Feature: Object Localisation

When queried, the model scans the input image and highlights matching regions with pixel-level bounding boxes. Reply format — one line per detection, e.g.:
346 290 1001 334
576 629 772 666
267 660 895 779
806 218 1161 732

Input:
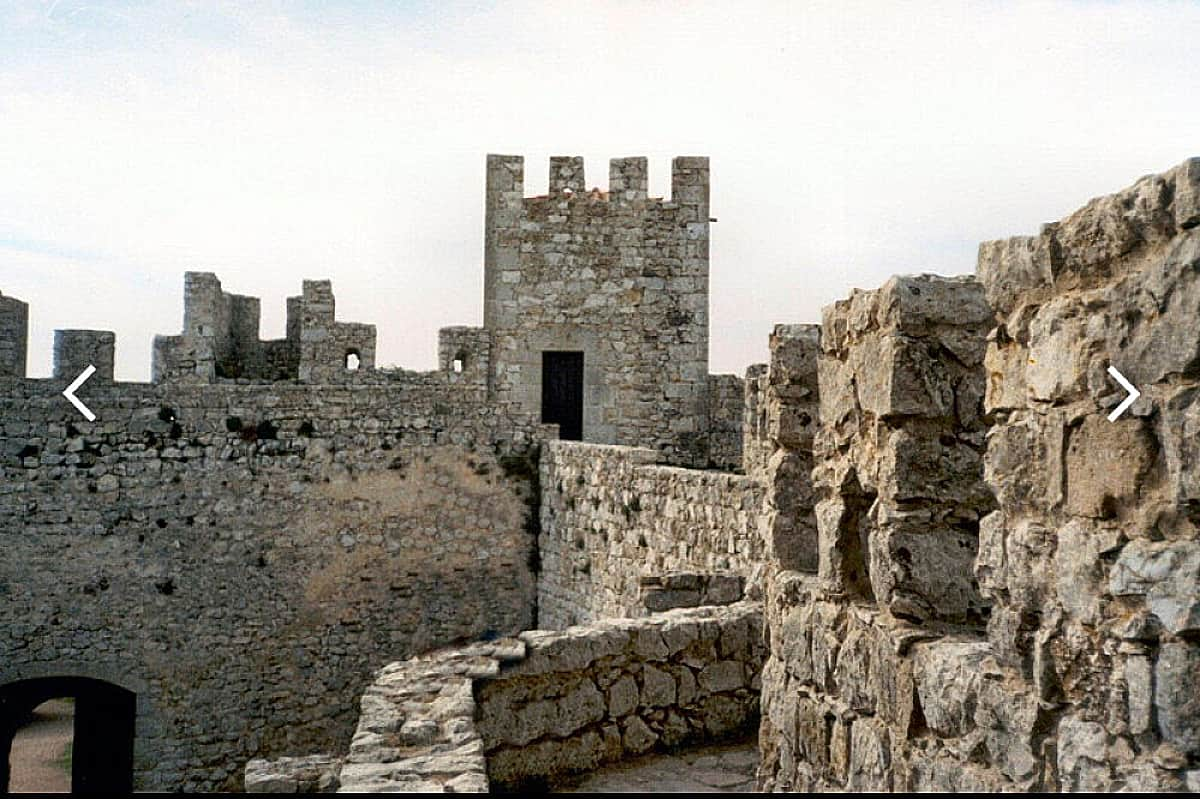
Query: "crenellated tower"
482 154 712 464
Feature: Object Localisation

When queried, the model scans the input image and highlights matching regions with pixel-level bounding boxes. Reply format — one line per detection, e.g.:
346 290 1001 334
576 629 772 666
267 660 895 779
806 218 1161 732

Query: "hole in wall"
345 351 360 371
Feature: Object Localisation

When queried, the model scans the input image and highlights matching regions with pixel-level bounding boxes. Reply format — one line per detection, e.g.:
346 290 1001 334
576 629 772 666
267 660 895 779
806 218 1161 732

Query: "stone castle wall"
0 370 548 791
152 273 377 384
755 325 820 574
299 601 762 793
970 157 1200 791
705 373 745 470
484 155 713 465
0 290 28 379
757 160 1200 792
537 440 764 628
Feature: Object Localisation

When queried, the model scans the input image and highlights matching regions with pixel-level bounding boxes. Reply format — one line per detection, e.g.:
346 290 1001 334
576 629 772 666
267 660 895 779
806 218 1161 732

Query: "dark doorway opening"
1 677 135 794
541 351 584 441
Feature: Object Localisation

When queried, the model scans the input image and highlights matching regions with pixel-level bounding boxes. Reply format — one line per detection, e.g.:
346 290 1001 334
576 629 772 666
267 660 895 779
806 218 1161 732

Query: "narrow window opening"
452 350 467 374
345 351 360 371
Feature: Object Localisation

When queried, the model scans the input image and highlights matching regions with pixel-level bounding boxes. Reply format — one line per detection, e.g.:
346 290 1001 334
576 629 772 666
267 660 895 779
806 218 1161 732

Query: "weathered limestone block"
1064 415 1156 519
983 411 1064 514
847 718 891 792
1110 539 1200 636
1056 716 1113 792
640 571 744 612
913 640 991 738
0 290 29 379
814 274 992 623
245 755 342 793
53 329 116 382
1160 385 1200 504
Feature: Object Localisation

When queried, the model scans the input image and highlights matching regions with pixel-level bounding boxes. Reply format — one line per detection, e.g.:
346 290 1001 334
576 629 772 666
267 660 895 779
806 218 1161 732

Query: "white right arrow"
1106 365 1140 422
63 364 97 422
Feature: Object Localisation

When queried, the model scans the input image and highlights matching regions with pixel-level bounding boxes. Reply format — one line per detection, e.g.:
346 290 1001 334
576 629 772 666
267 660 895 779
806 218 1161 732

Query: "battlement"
0 290 28 379
54 330 116 382
485 154 709 209
153 272 376 384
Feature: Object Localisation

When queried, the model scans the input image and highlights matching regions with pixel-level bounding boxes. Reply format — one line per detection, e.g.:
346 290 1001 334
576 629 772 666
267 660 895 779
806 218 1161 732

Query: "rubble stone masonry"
538 440 764 628
8 154 1200 794
0 370 547 790
757 158 1200 791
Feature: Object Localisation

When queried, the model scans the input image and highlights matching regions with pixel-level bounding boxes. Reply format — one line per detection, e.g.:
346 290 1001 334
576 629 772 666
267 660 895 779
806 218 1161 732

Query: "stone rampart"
758 160 1200 792
537 440 764 628
971 157 1200 791
705 373 745 470
0 373 547 790
299 602 762 793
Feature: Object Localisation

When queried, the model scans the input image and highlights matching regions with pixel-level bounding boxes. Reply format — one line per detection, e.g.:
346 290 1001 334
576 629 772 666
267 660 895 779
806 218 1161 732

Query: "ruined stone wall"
757 325 820 574
310 602 762 793
0 372 547 791
971 157 1200 791
705 373 745 470
152 273 376 384
758 161 1200 792
0 291 29 379
53 330 116 382
538 441 764 628
815 275 995 624
758 274 1000 791
483 155 712 465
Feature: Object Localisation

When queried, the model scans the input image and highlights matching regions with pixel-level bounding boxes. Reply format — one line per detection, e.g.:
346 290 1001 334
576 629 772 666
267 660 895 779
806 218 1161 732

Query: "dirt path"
555 737 759 793
8 699 72 794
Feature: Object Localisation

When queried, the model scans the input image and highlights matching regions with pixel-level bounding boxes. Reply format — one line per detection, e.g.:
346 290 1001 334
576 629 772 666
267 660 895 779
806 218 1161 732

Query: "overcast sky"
2 0 1198 381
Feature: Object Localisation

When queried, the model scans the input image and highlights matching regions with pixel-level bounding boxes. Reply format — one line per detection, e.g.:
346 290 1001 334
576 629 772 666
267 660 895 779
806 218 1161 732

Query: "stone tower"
482 154 712 464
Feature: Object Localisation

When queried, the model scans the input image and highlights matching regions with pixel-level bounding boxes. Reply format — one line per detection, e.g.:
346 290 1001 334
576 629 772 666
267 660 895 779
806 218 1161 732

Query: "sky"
1 0 1198 381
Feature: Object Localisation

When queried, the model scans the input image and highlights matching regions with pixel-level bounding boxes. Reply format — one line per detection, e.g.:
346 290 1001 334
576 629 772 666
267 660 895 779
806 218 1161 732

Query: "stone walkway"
8 699 72 793
555 738 758 793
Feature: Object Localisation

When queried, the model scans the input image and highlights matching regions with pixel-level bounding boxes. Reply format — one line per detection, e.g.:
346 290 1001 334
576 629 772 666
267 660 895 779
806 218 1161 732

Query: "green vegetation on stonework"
58 740 73 776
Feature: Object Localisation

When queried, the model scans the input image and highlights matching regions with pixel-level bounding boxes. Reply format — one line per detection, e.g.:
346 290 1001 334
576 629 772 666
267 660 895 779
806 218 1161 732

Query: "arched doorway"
1 677 135 794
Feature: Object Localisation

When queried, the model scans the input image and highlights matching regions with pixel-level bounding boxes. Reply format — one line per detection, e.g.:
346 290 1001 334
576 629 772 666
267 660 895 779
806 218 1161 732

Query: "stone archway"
1 676 136 794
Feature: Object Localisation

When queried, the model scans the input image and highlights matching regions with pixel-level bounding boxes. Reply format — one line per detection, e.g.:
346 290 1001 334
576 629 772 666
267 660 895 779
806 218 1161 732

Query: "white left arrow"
63 364 97 421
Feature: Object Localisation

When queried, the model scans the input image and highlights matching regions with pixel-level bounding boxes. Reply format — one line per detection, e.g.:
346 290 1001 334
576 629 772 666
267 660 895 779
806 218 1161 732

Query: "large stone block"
1110 539 1200 635
1155 642 1200 757
869 521 987 624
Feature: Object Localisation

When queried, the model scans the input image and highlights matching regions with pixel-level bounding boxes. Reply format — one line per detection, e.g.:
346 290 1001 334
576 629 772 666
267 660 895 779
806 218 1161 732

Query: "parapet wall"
816 274 994 624
0 291 29 379
971 157 1200 790
705 373 745 470
0 373 548 791
310 602 762 793
758 159 1200 792
152 273 377 384
538 440 764 628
